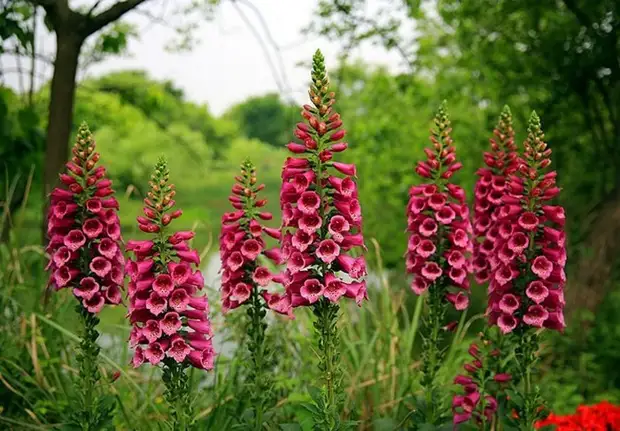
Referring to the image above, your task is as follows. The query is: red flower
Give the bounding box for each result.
[473,107,521,284]
[127,159,214,370]
[219,160,279,313]
[487,112,566,333]
[274,50,367,312]
[535,401,620,430]
[406,102,473,310]
[46,123,124,313]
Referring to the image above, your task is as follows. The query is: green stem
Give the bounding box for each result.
[516,331,538,431]
[163,360,192,431]
[421,286,446,423]
[248,285,268,430]
[75,305,103,430]
[314,298,341,428]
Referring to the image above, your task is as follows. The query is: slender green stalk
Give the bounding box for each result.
[313,298,342,429]
[246,284,270,430]
[420,286,447,423]
[162,360,193,431]
[73,305,113,430]
[515,331,539,431]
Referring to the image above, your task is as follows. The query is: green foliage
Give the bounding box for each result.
[226,93,299,148]
[162,360,194,431]
[0,87,44,235]
[1,0,619,426]
[540,283,620,414]
[0,1,34,53]
[72,306,115,431]
[311,299,346,431]
[81,22,139,69]
[91,70,237,155]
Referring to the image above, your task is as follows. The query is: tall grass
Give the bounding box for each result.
[0,242,474,429]
[0,172,480,430]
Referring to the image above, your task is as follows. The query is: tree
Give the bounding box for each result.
[311,0,620,309]
[91,70,237,158]
[225,93,299,148]
[0,2,45,242]
[311,0,619,197]
[26,0,152,201]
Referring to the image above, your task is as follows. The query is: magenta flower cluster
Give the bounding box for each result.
[473,107,521,284]
[272,57,367,315]
[46,123,124,313]
[453,342,511,424]
[486,114,566,334]
[44,56,569,431]
[406,105,473,310]
[127,161,215,370]
[220,161,281,312]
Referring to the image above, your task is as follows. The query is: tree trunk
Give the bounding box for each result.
[41,30,83,240]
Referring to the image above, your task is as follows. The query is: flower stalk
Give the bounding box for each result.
[46,123,124,429]
[74,306,115,430]
[276,49,368,429]
[247,282,270,429]
[127,158,215,430]
[484,112,565,430]
[162,359,193,430]
[313,298,341,422]
[220,159,279,429]
[406,102,474,424]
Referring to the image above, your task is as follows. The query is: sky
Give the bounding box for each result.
[1,0,407,116]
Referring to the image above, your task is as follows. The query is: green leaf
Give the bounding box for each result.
[371,417,400,431]
[307,386,324,406]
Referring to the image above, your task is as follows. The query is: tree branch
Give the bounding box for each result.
[84,0,151,35]
[26,0,68,26]
[26,0,60,7]
[87,0,104,17]
[3,47,54,65]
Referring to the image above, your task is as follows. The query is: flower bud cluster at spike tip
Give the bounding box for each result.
[452,337,510,425]
[219,160,280,313]
[46,122,124,313]
[487,112,566,334]
[406,102,474,310]
[473,106,521,284]
[274,49,368,315]
[126,158,215,370]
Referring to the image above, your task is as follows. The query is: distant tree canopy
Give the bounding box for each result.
[312,0,620,308]
[312,0,619,212]
[88,70,238,158]
[225,93,299,148]
[67,71,238,194]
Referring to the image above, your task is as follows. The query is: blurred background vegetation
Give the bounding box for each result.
[1,0,619,429]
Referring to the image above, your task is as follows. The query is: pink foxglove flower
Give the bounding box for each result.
[220,161,281,421]
[453,338,510,425]
[275,50,367,314]
[276,48,367,422]
[406,102,474,310]
[127,159,215,370]
[46,123,124,313]
[407,103,474,423]
[473,106,521,284]
[487,112,566,334]
[219,160,280,313]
